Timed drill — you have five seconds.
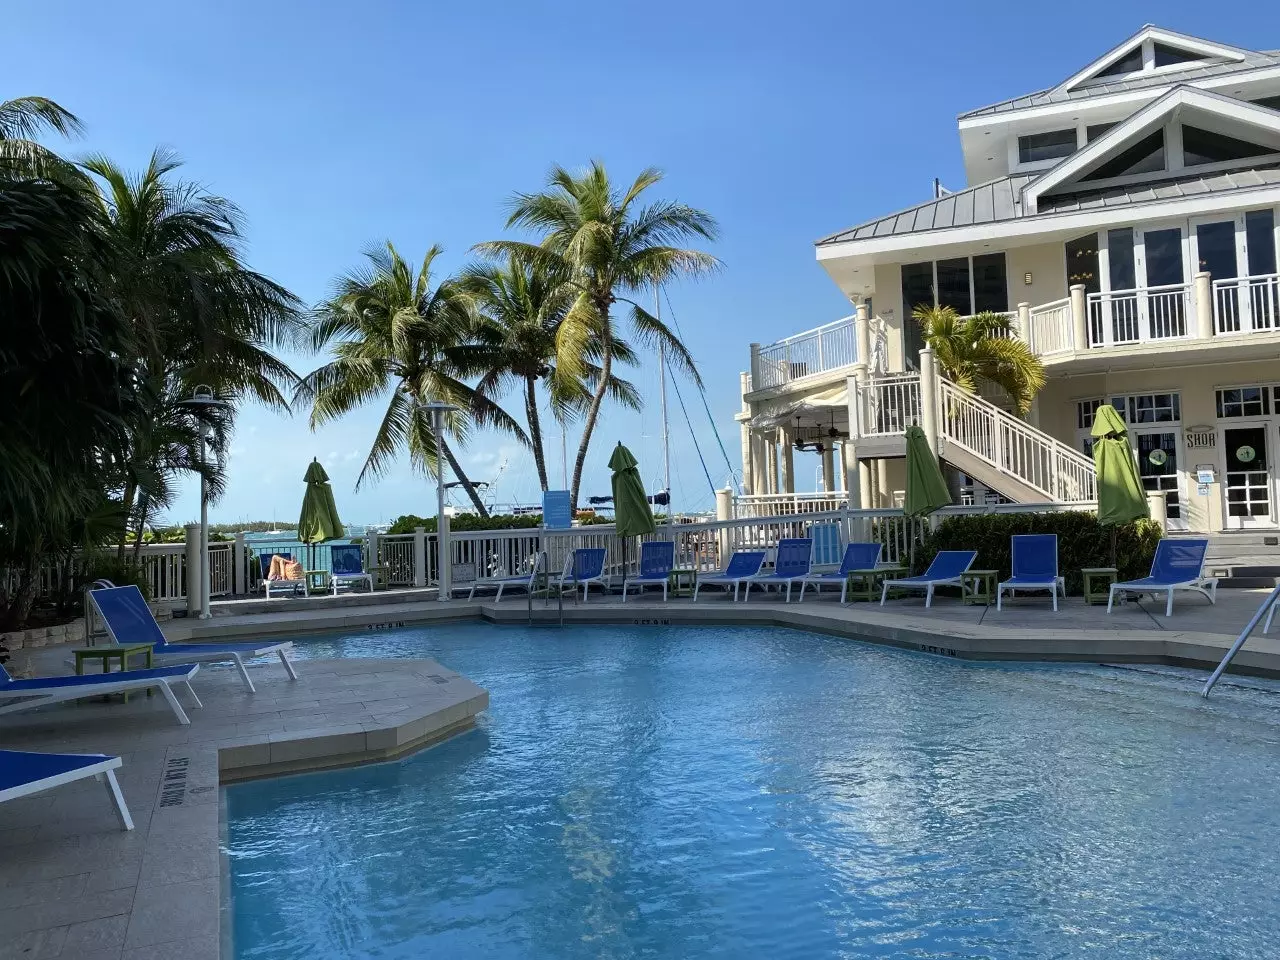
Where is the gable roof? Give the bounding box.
[1053,25,1250,95]
[1022,85,1280,212]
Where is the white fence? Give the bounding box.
[753,317,856,390]
[857,374,922,437]
[1027,298,1072,356]
[1213,273,1280,335]
[733,492,849,518]
[1086,283,1191,347]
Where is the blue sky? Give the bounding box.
[7,1,1277,526]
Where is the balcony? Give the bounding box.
[749,317,856,393]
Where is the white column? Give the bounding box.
[739,421,754,496]
[778,427,795,494]
[855,302,872,369]
[233,532,247,596]
[366,528,379,588]
[1194,271,1214,339]
[919,346,940,455]
[714,487,733,562]
[751,431,767,496]
[183,522,201,616]
[749,343,761,391]
[413,525,427,587]
[1069,284,1088,352]
[876,459,889,508]
[1015,301,1030,344]
[765,441,779,495]
[821,445,835,492]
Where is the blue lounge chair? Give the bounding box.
[997,534,1066,611]
[693,551,766,601]
[622,541,676,602]
[797,542,883,603]
[880,550,977,607]
[1108,537,1217,617]
[745,538,813,602]
[0,660,201,725]
[89,584,298,693]
[329,544,373,594]
[809,522,843,566]
[554,548,609,601]
[466,552,546,601]
[261,552,308,598]
[1,750,135,831]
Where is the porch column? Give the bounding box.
[821,444,835,492]
[855,302,872,368]
[1194,271,1214,340]
[765,440,779,495]
[1014,302,1030,345]
[1069,284,1088,352]
[876,459,889,508]
[184,522,200,616]
[749,344,761,392]
[751,431,767,496]
[778,426,795,493]
[843,374,866,510]
[919,346,940,455]
[738,421,754,496]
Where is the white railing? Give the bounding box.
[733,492,849,518]
[938,379,1097,502]
[1213,273,1280,335]
[448,529,544,584]
[375,533,422,587]
[1027,298,1072,357]
[856,374,922,437]
[1086,283,1191,347]
[753,317,856,390]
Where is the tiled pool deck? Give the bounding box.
[3,586,1279,958]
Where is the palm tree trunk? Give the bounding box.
[570,334,611,510]
[116,481,137,558]
[525,375,549,491]
[131,496,149,561]
[438,437,490,518]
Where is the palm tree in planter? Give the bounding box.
[299,242,526,517]
[912,305,1045,415]
[460,252,643,491]
[476,161,718,509]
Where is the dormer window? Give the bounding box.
[1018,129,1078,164]
[1182,125,1274,166]
[1153,43,1206,68]
[1096,47,1144,79]
[1081,130,1166,181]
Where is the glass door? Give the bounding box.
[1104,228,1139,344]
[1191,215,1247,333]
[1138,225,1188,340]
[1134,430,1185,531]
[1222,425,1273,529]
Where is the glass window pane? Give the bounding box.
[1018,129,1078,164]
[972,253,1008,313]
[1144,228,1184,287]
[936,258,972,315]
[1085,123,1117,143]
[1065,232,1101,294]
[1196,221,1238,279]
[1254,95,1280,112]
[1096,47,1143,78]
[1246,210,1277,276]
[1153,43,1203,68]
[1182,125,1272,166]
[1083,130,1165,181]
[900,262,933,370]
[1108,228,1136,290]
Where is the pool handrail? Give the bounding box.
[1201,581,1280,697]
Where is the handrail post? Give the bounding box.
[1070,283,1088,352]
[1202,582,1280,696]
[413,526,427,587]
[1194,270,1214,339]
[918,348,940,455]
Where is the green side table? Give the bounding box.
[74,643,154,702]
[845,565,905,602]
[1082,567,1118,605]
[961,569,998,605]
[668,568,697,598]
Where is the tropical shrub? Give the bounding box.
[918,512,1162,593]
[386,513,543,534]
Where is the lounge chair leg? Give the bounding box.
[1052,585,1058,612]
[278,648,299,680]
[1107,586,1115,613]
[926,584,934,608]
[182,681,203,709]
[103,769,134,831]
[1166,589,1174,617]
[232,654,257,693]
[158,682,192,725]
[996,586,1002,612]
[880,581,888,605]
[744,582,751,602]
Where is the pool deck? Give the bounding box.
[4,585,1280,958]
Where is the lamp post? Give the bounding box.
[425,401,459,602]
[182,386,230,619]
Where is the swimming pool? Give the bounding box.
[224,623,1280,958]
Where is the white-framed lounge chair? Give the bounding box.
[1,749,134,831]
[260,552,308,598]
[89,584,297,694]
[622,541,675,602]
[466,552,546,601]
[328,544,373,594]
[880,550,978,608]
[554,548,609,601]
[0,660,201,725]
[1108,537,1217,617]
[693,550,766,601]
[745,538,813,602]
[797,542,883,603]
[997,534,1066,611]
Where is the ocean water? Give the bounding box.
[224,624,1280,959]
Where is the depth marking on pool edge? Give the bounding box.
[632,619,671,626]
[368,621,406,631]
[159,756,190,807]
[917,644,959,657]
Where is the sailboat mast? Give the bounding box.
[657,285,672,527]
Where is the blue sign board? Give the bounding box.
[542,490,573,529]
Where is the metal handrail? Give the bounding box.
[1200,582,1280,697]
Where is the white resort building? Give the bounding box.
[739,25,1280,534]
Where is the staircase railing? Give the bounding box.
[936,378,1097,503]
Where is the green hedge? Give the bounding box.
[386,513,543,534]
[917,512,1162,594]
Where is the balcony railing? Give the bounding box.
[1086,283,1191,348]
[752,317,856,390]
[856,374,922,438]
[1026,298,1072,357]
[1213,274,1280,335]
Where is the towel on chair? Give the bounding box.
[267,556,304,581]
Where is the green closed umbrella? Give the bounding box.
[609,442,655,579]
[298,458,345,570]
[903,425,950,570]
[1091,404,1148,567]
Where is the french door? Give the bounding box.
[1191,214,1248,333]
[1222,424,1273,529]
[1095,225,1189,345]
[1133,429,1186,531]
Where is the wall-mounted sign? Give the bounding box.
[1237,445,1257,464]
[542,490,573,529]
[1148,448,1168,466]
[1196,468,1216,484]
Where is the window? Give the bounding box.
[1085,123,1117,143]
[1096,47,1144,78]
[1127,393,1180,424]
[1064,232,1100,293]
[1247,210,1277,276]
[1152,43,1204,68]
[972,253,1009,314]
[1076,397,1126,429]
[1254,95,1280,112]
[1182,125,1274,166]
[1217,387,1270,418]
[900,262,933,369]
[936,259,971,314]
[1018,129,1078,164]
[1082,129,1165,180]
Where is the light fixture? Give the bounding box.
[1025,272,1034,285]
[180,385,230,620]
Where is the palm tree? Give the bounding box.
[82,148,303,548]
[460,253,642,491]
[913,305,1046,415]
[0,96,84,181]
[476,161,718,509]
[298,242,527,517]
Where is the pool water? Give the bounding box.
[224,624,1280,959]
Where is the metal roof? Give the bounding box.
[816,175,1037,246]
[1038,164,1280,213]
[958,51,1280,120]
